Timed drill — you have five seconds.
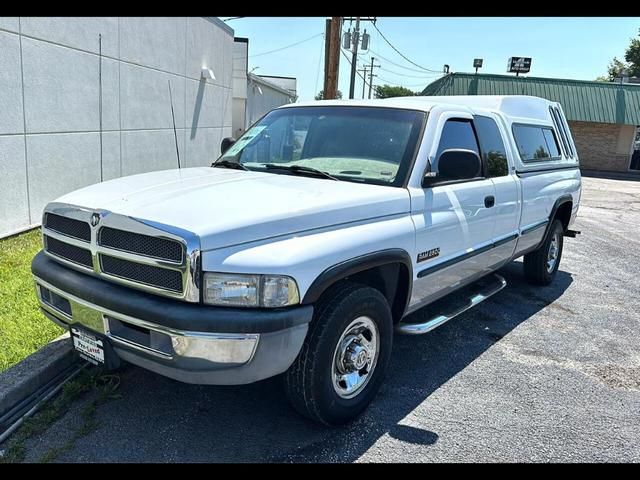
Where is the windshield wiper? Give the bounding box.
[212,159,249,171]
[262,164,338,181]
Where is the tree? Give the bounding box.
[606,57,629,81]
[374,84,418,99]
[315,89,342,100]
[598,28,640,81]
[625,30,640,77]
[534,146,550,159]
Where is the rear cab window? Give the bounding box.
[512,124,562,162]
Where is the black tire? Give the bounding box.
[523,219,564,286]
[283,282,393,425]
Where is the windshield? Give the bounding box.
[216,106,426,187]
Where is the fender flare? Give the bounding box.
[539,194,574,247]
[301,249,413,314]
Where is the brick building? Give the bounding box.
[422,73,640,173]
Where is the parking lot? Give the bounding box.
[13,175,640,462]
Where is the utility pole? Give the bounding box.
[348,17,361,99]
[323,17,341,100]
[368,57,380,99]
[359,66,369,98]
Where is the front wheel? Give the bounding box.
[523,219,564,286]
[283,283,393,425]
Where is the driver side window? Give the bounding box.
[435,119,482,181]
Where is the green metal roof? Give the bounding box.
[421,72,640,125]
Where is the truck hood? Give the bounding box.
[55,167,410,251]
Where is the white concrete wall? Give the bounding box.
[0,17,234,238]
[232,39,248,138]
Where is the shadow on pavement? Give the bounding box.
[77,260,573,463]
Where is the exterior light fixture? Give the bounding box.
[201,67,216,81]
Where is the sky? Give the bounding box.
[226,17,640,101]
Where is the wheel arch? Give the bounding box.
[301,249,413,323]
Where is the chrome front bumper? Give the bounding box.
[34,273,310,385]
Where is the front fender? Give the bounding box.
[200,214,416,303]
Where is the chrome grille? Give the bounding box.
[44,213,91,242]
[98,227,183,263]
[44,235,93,268]
[100,254,184,293]
[41,203,200,302]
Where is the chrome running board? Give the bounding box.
[396,274,507,335]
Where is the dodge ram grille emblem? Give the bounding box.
[90,213,101,227]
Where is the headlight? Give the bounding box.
[203,273,300,308]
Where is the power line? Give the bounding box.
[371,22,441,73]
[249,33,323,58]
[341,49,370,86]
[378,65,443,79]
[368,49,441,74]
[376,76,431,89]
[222,17,244,22]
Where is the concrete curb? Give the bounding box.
[0,333,76,419]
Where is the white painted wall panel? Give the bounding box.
[0,17,237,238]
[120,17,187,76]
[0,31,24,135]
[22,38,100,133]
[26,132,101,222]
[20,17,119,57]
[0,17,19,34]
[0,136,30,234]
[120,63,186,130]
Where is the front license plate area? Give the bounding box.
[71,327,104,365]
[70,326,120,370]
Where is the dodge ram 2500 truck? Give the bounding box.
[32,95,581,425]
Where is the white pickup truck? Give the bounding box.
[32,95,581,425]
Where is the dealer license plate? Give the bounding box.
[70,327,105,365]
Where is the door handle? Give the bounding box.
[484,195,495,208]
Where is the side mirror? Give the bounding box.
[220,137,236,155]
[423,149,482,186]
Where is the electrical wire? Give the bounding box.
[371,22,442,73]
[369,49,442,74]
[376,76,433,89]
[378,65,443,79]
[249,33,324,58]
[341,49,371,87]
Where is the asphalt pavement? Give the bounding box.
[14,175,640,462]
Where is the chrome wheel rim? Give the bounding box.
[331,316,380,399]
[547,231,560,273]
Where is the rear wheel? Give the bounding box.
[283,283,393,425]
[523,219,564,286]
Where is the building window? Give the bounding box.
[474,115,509,177]
[513,124,561,162]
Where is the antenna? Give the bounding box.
[98,33,103,182]
[167,80,181,169]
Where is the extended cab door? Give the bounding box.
[474,114,521,267]
[408,113,498,313]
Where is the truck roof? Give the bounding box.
[283,95,559,124]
